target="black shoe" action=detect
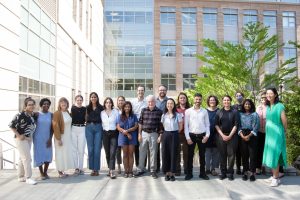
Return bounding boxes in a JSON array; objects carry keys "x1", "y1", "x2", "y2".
[
  {"x1": 249, "y1": 175, "x2": 256, "y2": 182},
  {"x1": 170, "y1": 176, "x2": 175, "y2": 181},
  {"x1": 236, "y1": 168, "x2": 242, "y2": 175},
  {"x1": 199, "y1": 174, "x2": 210, "y2": 180},
  {"x1": 133, "y1": 171, "x2": 144, "y2": 177},
  {"x1": 165, "y1": 175, "x2": 170, "y2": 181},
  {"x1": 219, "y1": 174, "x2": 227, "y2": 180},
  {"x1": 242, "y1": 174, "x2": 248, "y2": 181},
  {"x1": 228, "y1": 174, "x2": 234, "y2": 181},
  {"x1": 185, "y1": 174, "x2": 193, "y2": 180},
  {"x1": 151, "y1": 172, "x2": 158, "y2": 179}
]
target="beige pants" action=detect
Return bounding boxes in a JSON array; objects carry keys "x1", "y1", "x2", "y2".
[{"x1": 15, "y1": 138, "x2": 32, "y2": 178}]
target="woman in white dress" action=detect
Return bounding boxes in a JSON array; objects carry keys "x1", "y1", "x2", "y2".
[{"x1": 52, "y1": 97, "x2": 75, "y2": 178}]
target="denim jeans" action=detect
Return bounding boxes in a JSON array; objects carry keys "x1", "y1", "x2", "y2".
[{"x1": 85, "y1": 123, "x2": 102, "y2": 171}]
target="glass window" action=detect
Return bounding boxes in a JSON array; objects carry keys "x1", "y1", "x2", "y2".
[
  {"x1": 182, "y1": 7, "x2": 196, "y2": 25},
  {"x1": 135, "y1": 12, "x2": 145, "y2": 23},
  {"x1": 203, "y1": 8, "x2": 217, "y2": 25},
  {"x1": 29, "y1": 14, "x2": 40, "y2": 35},
  {"x1": 124, "y1": 12, "x2": 134, "y2": 23},
  {"x1": 20, "y1": 25, "x2": 28, "y2": 51},
  {"x1": 29, "y1": 0, "x2": 40, "y2": 20},
  {"x1": 21, "y1": 6, "x2": 29, "y2": 26},
  {"x1": 41, "y1": 11, "x2": 51, "y2": 30},
  {"x1": 223, "y1": 8, "x2": 238, "y2": 26},
  {"x1": 183, "y1": 74, "x2": 197, "y2": 90},
  {"x1": 161, "y1": 74, "x2": 176, "y2": 90},
  {"x1": 263, "y1": 11, "x2": 277, "y2": 28},
  {"x1": 40, "y1": 40, "x2": 50, "y2": 62},
  {"x1": 160, "y1": 7, "x2": 176, "y2": 24},
  {"x1": 160, "y1": 40, "x2": 176, "y2": 57},
  {"x1": 182, "y1": 40, "x2": 197, "y2": 57},
  {"x1": 28, "y1": 31, "x2": 40, "y2": 57},
  {"x1": 243, "y1": 10, "x2": 258, "y2": 25},
  {"x1": 19, "y1": 76, "x2": 28, "y2": 92},
  {"x1": 282, "y1": 11, "x2": 295, "y2": 27}
]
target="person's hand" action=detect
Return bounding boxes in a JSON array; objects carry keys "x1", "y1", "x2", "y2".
[
  {"x1": 187, "y1": 139, "x2": 193, "y2": 145},
  {"x1": 202, "y1": 136, "x2": 208, "y2": 143},
  {"x1": 138, "y1": 133, "x2": 142, "y2": 143},
  {"x1": 127, "y1": 134, "x2": 132, "y2": 140},
  {"x1": 57, "y1": 140, "x2": 63, "y2": 146},
  {"x1": 223, "y1": 134, "x2": 231, "y2": 142},
  {"x1": 157, "y1": 135, "x2": 161, "y2": 143},
  {"x1": 46, "y1": 139, "x2": 52, "y2": 148},
  {"x1": 122, "y1": 130, "x2": 128, "y2": 135}
]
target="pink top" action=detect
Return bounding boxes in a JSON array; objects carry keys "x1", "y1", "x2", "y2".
[{"x1": 256, "y1": 104, "x2": 266, "y2": 133}]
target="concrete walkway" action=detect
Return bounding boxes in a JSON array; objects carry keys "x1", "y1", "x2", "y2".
[{"x1": 0, "y1": 169, "x2": 299, "y2": 200}]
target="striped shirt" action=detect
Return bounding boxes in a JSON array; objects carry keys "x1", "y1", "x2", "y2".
[{"x1": 139, "y1": 106, "x2": 163, "y2": 132}]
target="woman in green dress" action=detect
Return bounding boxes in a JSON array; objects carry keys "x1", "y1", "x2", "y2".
[{"x1": 262, "y1": 88, "x2": 287, "y2": 187}]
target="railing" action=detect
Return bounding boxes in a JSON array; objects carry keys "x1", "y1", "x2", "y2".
[{"x1": 0, "y1": 138, "x2": 17, "y2": 170}]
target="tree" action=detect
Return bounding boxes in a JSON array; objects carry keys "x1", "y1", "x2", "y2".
[{"x1": 191, "y1": 22, "x2": 297, "y2": 104}]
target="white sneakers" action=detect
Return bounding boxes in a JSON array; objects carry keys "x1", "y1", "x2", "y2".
[
  {"x1": 25, "y1": 178, "x2": 37, "y2": 185},
  {"x1": 18, "y1": 177, "x2": 26, "y2": 182},
  {"x1": 270, "y1": 178, "x2": 281, "y2": 187},
  {"x1": 265, "y1": 176, "x2": 281, "y2": 187}
]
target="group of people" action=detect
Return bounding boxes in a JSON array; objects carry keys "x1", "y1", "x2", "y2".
[{"x1": 9, "y1": 85, "x2": 287, "y2": 187}]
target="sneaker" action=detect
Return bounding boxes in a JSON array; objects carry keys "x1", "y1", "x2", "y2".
[
  {"x1": 219, "y1": 174, "x2": 227, "y2": 180},
  {"x1": 249, "y1": 175, "x2": 256, "y2": 182},
  {"x1": 165, "y1": 175, "x2": 170, "y2": 181},
  {"x1": 133, "y1": 171, "x2": 145, "y2": 177},
  {"x1": 242, "y1": 174, "x2": 248, "y2": 181},
  {"x1": 151, "y1": 172, "x2": 158, "y2": 179},
  {"x1": 124, "y1": 173, "x2": 129, "y2": 178},
  {"x1": 18, "y1": 177, "x2": 26, "y2": 182},
  {"x1": 185, "y1": 174, "x2": 193, "y2": 180},
  {"x1": 265, "y1": 176, "x2": 274, "y2": 183},
  {"x1": 228, "y1": 174, "x2": 234, "y2": 181},
  {"x1": 199, "y1": 174, "x2": 210, "y2": 180},
  {"x1": 170, "y1": 176, "x2": 176, "y2": 181},
  {"x1": 128, "y1": 173, "x2": 133, "y2": 178},
  {"x1": 211, "y1": 169, "x2": 218, "y2": 176},
  {"x1": 26, "y1": 178, "x2": 37, "y2": 185},
  {"x1": 270, "y1": 178, "x2": 280, "y2": 187}
]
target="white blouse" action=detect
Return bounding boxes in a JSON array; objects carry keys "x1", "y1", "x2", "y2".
[
  {"x1": 101, "y1": 109, "x2": 119, "y2": 131},
  {"x1": 161, "y1": 112, "x2": 183, "y2": 131}
]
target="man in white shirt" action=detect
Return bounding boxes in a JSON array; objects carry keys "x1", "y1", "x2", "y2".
[
  {"x1": 184, "y1": 93, "x2": 210, "y2": 180},
  {"x1": 131, "y1": 85, "x2": 147, "y2": 167}
]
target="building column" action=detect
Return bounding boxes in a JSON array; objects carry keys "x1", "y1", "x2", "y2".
[{"x1": 176, "y1": 6, "x2": 183, "y2": 92}]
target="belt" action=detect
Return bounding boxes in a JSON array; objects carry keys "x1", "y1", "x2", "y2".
[
  {"x1": 86, "y1": 122, "x2": 100, "y2": 125},
  {"x1": 143, "y1": 128, "x2": 157, "y2": 133},
  {"x1": 72, "y1": 124, "x2": 85, "y2": 127},
  {"x1": 190, "y1": 132, "x2": 206, "y2": 137}
]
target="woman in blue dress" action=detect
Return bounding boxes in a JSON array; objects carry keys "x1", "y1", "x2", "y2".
[
  {"x1": 117, "y1": 101, "x2": 138, "y2": 178},
  {"x1": 33, "y1": 98, "x2": 53, "y2": 180}
]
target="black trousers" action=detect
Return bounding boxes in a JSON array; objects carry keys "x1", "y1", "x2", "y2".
[
  {"x1": 116, "y1": 146, "x2": 122, "y2": 165},
  {"x1": 162, "y1": 131, "x2": 179, "y2": 173},
  {"x1": 103, "y1": 130, "x2": 118, "y2": 170},
  {"x1": 256, "y1": 131, "x2": 265, "y2": 169},
  {"x1": 241, "y1": 136, "x2": 257, "y2": 173},
  {"x1": 217, "y1": 134, "x2": 238, "y2": 175},
  {"x1": 235, "y1": 137, "x2": 242, "y2": 170},
  {"x1": 187, "y1": 133, "x2": 206, "y2": 175}
]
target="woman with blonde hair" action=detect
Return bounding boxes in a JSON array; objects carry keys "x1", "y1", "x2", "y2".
[{"x1": 53, "y1": 97, "x2": 75, "y2": 178}]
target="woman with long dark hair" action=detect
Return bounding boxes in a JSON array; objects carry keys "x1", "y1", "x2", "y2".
[
  {"x1": 175, "y1": 92, "x2": 190, "y2": 175},
  {"x1": 33, "y1": 98, "x2": 53, "y2": 180},
  {"x1": 205, "y1": 95, "x2": 220, "y2": 176},
  {"x1": 101, "y1": 97, "x2": 119, "y2": 179},
  {"x1": 117, "y1": 101, "x2": 138, "y2": 178},
  {"x1": 85, "y1": 92, "x2": 104, "y2": 176},
  {"x1": 238, "y1": 99, "x2": 259, "y2": 182},
  {"x1": 263, "y1": 88, "x2": 287, "y2": 187},
  {"x1": 162, "y1": 98, "x2": 183, "y2": 181}
]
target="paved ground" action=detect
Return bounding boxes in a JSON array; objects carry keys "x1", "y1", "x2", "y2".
[{"x1": 0, "y1": 168, "x2": 299, "y2": 200}]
